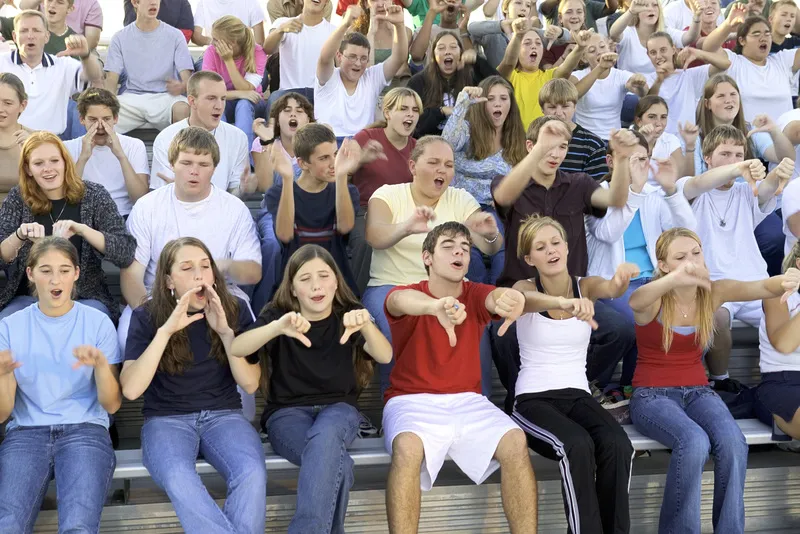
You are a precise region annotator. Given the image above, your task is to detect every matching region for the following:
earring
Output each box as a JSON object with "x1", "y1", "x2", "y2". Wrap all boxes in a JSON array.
[{"x1": 170, "y1": 288, "x2": 175, "y2": 298}]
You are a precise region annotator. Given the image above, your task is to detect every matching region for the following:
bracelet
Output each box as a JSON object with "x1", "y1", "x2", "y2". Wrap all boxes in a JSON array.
[
  {"x1": 484, "y1": 232, "x2": 500, "y2": 244},
  {"x1": 15, "y1": 228, "x2": 26, "y2": 241},
  {"x1": 684, "y1": 148, "x2": 695, "y2": 153},
  {"x1": 259, "y1": 137, "x2": 275, "y2": 147}
]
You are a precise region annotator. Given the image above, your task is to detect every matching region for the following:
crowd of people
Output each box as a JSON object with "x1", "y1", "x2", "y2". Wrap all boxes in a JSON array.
[{"x1": 0, "y1": 0, "x2": 799, "y2": 532}]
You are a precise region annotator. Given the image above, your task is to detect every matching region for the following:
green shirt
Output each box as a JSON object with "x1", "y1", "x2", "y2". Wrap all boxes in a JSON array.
[{"x1": 44, "y1": 26, "x2": 76, "y2": 56}]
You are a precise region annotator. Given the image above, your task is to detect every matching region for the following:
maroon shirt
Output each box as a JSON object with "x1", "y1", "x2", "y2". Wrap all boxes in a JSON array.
[
  {"x1": 352, "y1": 128, "x2": 415, "y2": 209},
  {"x1": 491, "y1": 170, "x2": 604, "y2": 287}
]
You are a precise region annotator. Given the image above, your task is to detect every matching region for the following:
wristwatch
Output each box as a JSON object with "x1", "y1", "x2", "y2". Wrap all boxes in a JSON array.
[{"x1": 259, "y1": 137, "x2": 275, "y2": 147}]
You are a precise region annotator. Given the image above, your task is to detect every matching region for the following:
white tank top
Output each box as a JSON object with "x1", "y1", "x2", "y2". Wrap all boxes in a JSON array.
[
  {"x1": 515, "y1": 277, "x2": 592, "y2": 396},
  {"x1": 759, "y1": 292, "x2": 800, "y2": 373}
]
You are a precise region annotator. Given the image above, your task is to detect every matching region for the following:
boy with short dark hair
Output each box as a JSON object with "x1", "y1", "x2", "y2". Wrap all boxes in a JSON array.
[
  {"x1": 267, "y1": 123, "x2": 361, "y2": 293},
  {"x1": 538, "y1": 78, "x2": 608, "y2": 180},
  {"x1": 42, "y1": 0, "x2": 77, "y2": 55}
]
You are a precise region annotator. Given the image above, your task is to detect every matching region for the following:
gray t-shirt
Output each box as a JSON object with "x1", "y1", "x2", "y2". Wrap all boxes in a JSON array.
[{"x1": 104, "y1": 21, "x2": 194, "y2": 95}]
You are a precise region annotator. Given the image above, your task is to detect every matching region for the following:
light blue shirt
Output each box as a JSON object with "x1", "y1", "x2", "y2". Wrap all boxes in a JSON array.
[
  {"x1": 0, "y1": 302, "x2": 121, "y2": 430},
  {"x1": 623, "y1": 212, "x2": 655, "y2": 279}
]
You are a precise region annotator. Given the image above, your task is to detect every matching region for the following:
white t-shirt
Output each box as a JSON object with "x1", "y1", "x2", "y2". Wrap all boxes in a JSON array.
[
  {"x1": 126, "y1": 184, "x2": 261, "y2": 302},
  {"x1": 663, "y1": 0, "x2": 724, "y2": 31},
  {"x1": 194, "y1": 0, "x2": 265, "y2": 36},
  {"x1": 759, "y1": 292, "x2": 800, "y2": 373},
  {"x1": 150, "y1": 119, "x2": 249, "y2": 191},
  {"x1": 725, "y1": 48, "x2": 796, "y2": 123},
  {"x1": 314, "y1": 65, "x2": 390, "y2": 137},
  {"x1": 64, "y1": 134, "x2": 149, "y2": 217},
  {"x1": 573, "y1": 67, "x2": 633, "y2": 140},
  {"x1": 616, "y1": 25, "x2": 686, "y2": 73},
  {"x1": 781, "y1": 177, "x2": 800, "y2": 255},
  {"x1": 644, "y1": 65, "x2": 709, "y2": 137},
  {"x1": 778, "y1": 108, "x2": 800, "y2": 183},
  {"x1": 271, "y1": 18, "x2": 336, "y2": 90},
  {"x1": 678, "y1": 178, "x2": 775, "y2": 281}
]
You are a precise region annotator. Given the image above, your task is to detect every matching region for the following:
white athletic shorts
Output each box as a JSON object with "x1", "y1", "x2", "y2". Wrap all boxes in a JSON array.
[
  {"x1": 383, "y1": 392, "x2": 519, "y2": 491},
  {"x1": 116, "y1": 92, "x2": 189, "y2": 133},
  {"x1": 721, "y1": 300, "x2": 762, "y2": 328}
]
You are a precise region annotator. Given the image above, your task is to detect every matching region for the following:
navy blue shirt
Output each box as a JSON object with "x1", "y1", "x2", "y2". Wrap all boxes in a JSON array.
[
  {"x1": 124, "y1": 0, "x2": 194, "y2": 31},
  {"x1": 125, "y1": 297, "x2": 257, "y2": 417}
]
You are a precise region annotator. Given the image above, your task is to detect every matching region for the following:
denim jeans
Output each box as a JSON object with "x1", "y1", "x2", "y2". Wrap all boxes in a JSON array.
[
  {"x1": 599, "y1": 276, "x2": 651, "y2": 324},
  {"x1": 141, "y1": 409, "x2": 267, "y2": 534},
  {"x1": 362, "y1": 285, "x2": 395, "y2": 397},
  {"x1": 0, "y1": 296, "x2": 111, "y2": 322},
  {"x1": 0, "y1": 423, "x2": 115, "y2": 534},
  {"x1": 250, "y1": 210, "x2": 283, "y2": 314},
  {"x1": 266, "y1": 403, "x2": 360, "y2": 534},
  {"x1": 466, "y1": 205, "x2": 505, "y2": 285},
  {"x1": 630, "y1": 386, "x2": 747, "y2": 534},
  {"x1": 754, "y1": 210, "x2": 784, "y2": 277},
  {"x1": 222, "y1": 98, "x2": 268, "y2": 164}
]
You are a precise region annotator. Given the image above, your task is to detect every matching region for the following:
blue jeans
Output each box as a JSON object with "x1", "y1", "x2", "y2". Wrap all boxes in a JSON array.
[
  {"x1": 0, "y1": 296, "x2": 111, "y2": 322},
  {"x1": 630, "y1": 386, "x2": 747, "y2": 534},
  {"x1": 141, "y1": 409, "x2": 267, "y2": 534},
  {"x1": 222, "y1": 98, "x2": 267, "y2": 164},
  {"x1": 362, "y1": 285, "x2": 395, "y2": 397},
  {"x1": 755, "y1": 210, "x2": 784, "y2": 277},
  {"x1": 0, "y1": 423, "x2": 115, "y2": 534},
  {"x1": 466, "y1": 205, "x2": 505, "y2": 285},
  {"x1": 600, "y1": 276, "x2": 651, "y2": 324},
  {"x1": 265, "y1": 403, "x2": 360, "y2": 534},
  {"x1": 251, "y1": 211, "x2": 283, "y2": 314}
]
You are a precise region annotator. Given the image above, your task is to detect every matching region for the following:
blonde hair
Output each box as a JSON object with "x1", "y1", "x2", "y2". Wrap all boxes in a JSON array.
[
  {"x1": 632, "y1": 0, "x2": 665, "y2": 30},
  {"x1": 538, "y1": 78, "x2": 579, "y2": 108},
  {"x1": 701, "y1": 124, "x2": 747, "y2": 158},
  {"x1": 19, "y1": 132, "x2": 86, "y2": 215},
  {"x1": 212, "y1": 16, "x2": 256, "y2": 74},
  {"x1": 653, "y1": 228, "x2": 715, "y2": 353},
  {"x1": 368, "y1": 87, "x2": 423, "y2": 129},
  {"x1": 783, "y1": 241, "x2": 800, "y2": 274},
  {"x1": 516, "y1": 215, "x2": 567, "y2": 259}
]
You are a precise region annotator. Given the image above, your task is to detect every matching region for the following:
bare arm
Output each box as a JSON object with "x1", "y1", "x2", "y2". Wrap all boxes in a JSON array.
[
  {"x1": 317, "y1": 9, "x2": 358, "y2": 86},
  {"x1": 764, "y1": 296, "x2": 800, "y2": 354},
  {"x1": 681, "y1": 160, "x2": 751, "y2": 200},
  {"x1": 411, "y1": 8, "x2": 440, "y2": 63},
  {"x1": 120, "y1": 261, "x2": 148, "y2": 310},
  {"x1": 386, "y1": 288, "x2": 440, "y2": 318},
  {"x1": 216, "y1": 259, "x2": 262, "y2": 285},
  {"x1": 365, "y1": 198, "x2": 414, "y2": 250},
  {"x1": 192, "y1": 26, "x2": 213, "y2": 46},
  {"x1": 553, "y1": 38, "x2": 586, "y2": 79},
  {"x1": 787, "y1": 212, "x2": 800, "y2": 240},
  {"x1": 274, "y1": 179, "x2": 295, "y2": 243},
  {"x1": 104, "y1": 72, "x2": 120, "y2": 94},
  {"x1": 220, "y1": 328, "x2": 261, "y2": 394},
  {"x1": 590, "y1": 147, "x2": 631, "y2": 208},
  {"x1": 712, "y1": 273, "x2": 798, "y2": 306},
  {"x1": 335, "y1": 176, "x2": 356, "y2": 235},
  {"x1": 94, "y1": 362, "x2": 122, "y2": 414},
  {"x1": 483, "y1": 0, "x2": 502, "y2": 18},
  {"x1": 609, "y1": 10, "x2": 635, "y2": 41},
  {"x1": 382, "y1": 9, "x2": 411, "y2": 81},
  {"x1": 701, "y1": 19, "x2": 734, "y2": 53},
  {"x1": 119, "y1": 329, "x2": 170, "y2": 400},
  {"x1": 84, "y1": 26, "x2": 101, "y2": 51},
  {"x1": 252, "y1": 22, "x2": 266, "y2": 46},
  {"x1": 0, "y1": 363, "x2": 17, "y2": 423}
]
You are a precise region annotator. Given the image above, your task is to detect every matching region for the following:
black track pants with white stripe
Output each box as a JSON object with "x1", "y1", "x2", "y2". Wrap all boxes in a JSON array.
[{"x1": 513, "y1": 389, "x2": 634, "y2": 534}]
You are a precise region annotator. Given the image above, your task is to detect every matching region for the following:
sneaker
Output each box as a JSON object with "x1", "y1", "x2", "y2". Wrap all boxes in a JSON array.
[
  {"x1": 778, "y1": 440, "x2": 800, "y2": 453},
  {"x1": 358, "y1": 412, "x2": 379, "y2": 439},
  {"x1": 710, "y1": 377, "x2": 745, "y2": 394}
]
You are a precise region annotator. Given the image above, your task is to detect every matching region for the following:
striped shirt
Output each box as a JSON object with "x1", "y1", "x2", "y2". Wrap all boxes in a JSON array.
[{"x1": 560, "y1": 124, "x2": 609, "y2": 181}]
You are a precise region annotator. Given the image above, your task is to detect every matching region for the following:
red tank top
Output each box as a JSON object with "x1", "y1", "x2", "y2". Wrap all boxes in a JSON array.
[{"x1": 632, "y1": 319, "x2": 708, "y2": 388}]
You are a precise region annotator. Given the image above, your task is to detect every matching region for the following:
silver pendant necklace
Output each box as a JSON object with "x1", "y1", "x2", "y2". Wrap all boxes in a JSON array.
[
  {"x1": 707, "y1": 189, "x2": 736, "y2": 228},
  {"x1": 49, "y1": 200, "x2": 67, "y2": 225}
]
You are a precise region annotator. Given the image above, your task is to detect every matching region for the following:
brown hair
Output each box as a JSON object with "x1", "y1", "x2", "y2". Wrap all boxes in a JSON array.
[
  {"x1": 268, "y1": 92, "x2": 315, "y2": 140},
  {"x1": 421, "y1": 221, "x2": 473, "y2": 274},
  {"x1": 421, "y1": 31, "x2": 471, "y2": 111},
  {"x1": 653, "y1": 227, "x2": 715, "y2": 352},
  {"x1": 525, "y1": 115, "x2": 571, "y2": 144},
  {"x1": 146, "y1": 237, "x2": 240, "y2": 375},
  {"x1": 783, "y1": 240, "x2": 800, "y2": 274},
  {"x1": 26, "y1": 236, "x2": 79, "y2": 299},
  {"x1": 261, "y1": 245, "x2": 374, "y2": 395},
  {"x1": 76, "y1": 87, "x2": 120, "y2": 119},
  {"x1": 293, "y1": 123, "x2": 336, "y2": 163},
  {"x1": 19, "y1": 132, "x2": 85, "y2": 215},
  {"x1": 696, "y1": 74, "x2": 754, "y2": 159},
  {"x1": 538, "y1": 78, "x2": 579, "y2": 108},
  {"x1": 338, "y1": 31, "x2": 371, "y2": 53},
  {"x1": 0, "y1": 72, "x2": 27, "y2": 104},
  {"x1": 467, "y1": 76, "x2": 526, "y2": 165},
  {"x1": 633, "y1": 95, "x2": 669, "y2": 126},
  {"x1": 167, "y1": 127, "x2": 221, "y2": 168},
  {"x1": 212, "y1": 16, "x2": 256, "y2": 74},
  {"x1": 701, "y1": 124, "x2": 747, "y2": 158}
]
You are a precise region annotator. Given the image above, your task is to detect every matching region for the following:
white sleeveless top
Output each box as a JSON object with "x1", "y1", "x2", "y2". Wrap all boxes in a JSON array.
[
  {"x1": 759, "y1": 292, "x2": 800, "y2": 373},
  {"x1": 515, "y1": 277, "x2": 592, "y2": 395}
]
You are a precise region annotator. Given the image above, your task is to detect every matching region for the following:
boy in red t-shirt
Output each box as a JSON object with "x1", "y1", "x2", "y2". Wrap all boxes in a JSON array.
[{"x1": 382, "y1": 221, "x2": 538, "y2": 533}]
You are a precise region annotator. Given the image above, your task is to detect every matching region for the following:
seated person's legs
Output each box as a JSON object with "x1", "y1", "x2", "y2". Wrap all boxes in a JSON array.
[
  {"x1": 708, "y1": 305, "x2": 735, "y2": 386},
  {"x1": 115, "y1": 93, "x2": 149, "y2": 134},
  {"x1": 0, "y1": 427, "x2": 55, "y2": 532},
  {"x1": 267, "y1": 403, "x2": 360, "y2": 534},
  {"x1": 52, "y1": 423, "x2": 116, "y2": 533},
  {"x1": 587, "y1": 300, "x2": 637, "y2": 388},
  {"x1": 0, "y1": 296, "x2": 37, "y2": 322},
  {"x1": 386, "y1": 432, "x2": 425, "y2": 534},
  {"x1": 755, "y1": 211, "x2": 785, "y2": 276},
  {"x1": 755, "y1": 372, "x2": 800, "y2": 440},
  {"x1": 489, "y1": 320, "x2": 520, "y2": 414},
  {"x1": 363, "y1": 285, "x2": 395, "y2": 395},
  {"x1": 251, "y1": 212, "x2": 283, "y2": 314}
]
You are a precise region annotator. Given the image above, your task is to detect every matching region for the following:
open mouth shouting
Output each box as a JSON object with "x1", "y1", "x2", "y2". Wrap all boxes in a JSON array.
[
  {"x1": 288, "y1": 118, "x2": 299, "y2": 130},
  {"x1": 402, "y1": 118, "x2": 415, "y2": 130},
  {"x1": 450, "y1": 259, "x2": 465, "y2": 270},
  {"x1": 433, "y1": 176, "x2": 446, "y2": 189},
  {"x1": 443, "y1": 55, "x2": 455, "y2": 69},
  {"x1": 50, "y1": 288, "x2": 64, "y2": 299}
]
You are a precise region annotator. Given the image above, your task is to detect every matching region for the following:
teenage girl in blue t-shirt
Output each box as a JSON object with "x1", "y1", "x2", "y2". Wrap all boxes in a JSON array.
[
  {"x1": 0, "y1": 237, "x2": 122, "y2": 533},
  {"x1": 120, "y1": 237, "x2": 266, "y2": 534}
]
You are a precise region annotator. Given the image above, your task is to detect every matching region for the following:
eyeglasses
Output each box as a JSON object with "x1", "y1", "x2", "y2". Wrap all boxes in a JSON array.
[{"x1": 343, "y1": 54, "x2": 370, "y2": 64}]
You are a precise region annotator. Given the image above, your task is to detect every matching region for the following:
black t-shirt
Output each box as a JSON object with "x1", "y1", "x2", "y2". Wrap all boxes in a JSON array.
[
  {"x1": 17, "y1": 199, "x2": 83, "y2": 297},
  {"x1": 123, "y1": 0, "x2": 195, "y2": 30},
  {"x1": 125, "y1": 297, "x2": 258, "y2": 417},
  {"x1": 251, "y1": 306, "x2": 366, "y2": 429}
]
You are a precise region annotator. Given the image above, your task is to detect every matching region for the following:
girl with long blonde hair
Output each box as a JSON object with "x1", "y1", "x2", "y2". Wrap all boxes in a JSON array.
[
  {"x1": 120, "y1": 237, "x2": 266, "y2": 533},
  {"x1": 201, "y1": 15, "x2": 268, "y2": 150},
  {"x1": 443, "y1": 75, "x2": 525, "y2": 283},
  {"x1": 628, "y1": 227, "x2": 800, "y2": 533},
  {"x1": 0, "y1": 132, "x2": 134, "y2": 322},
  {"x1": 231, "y1": 244, "x2": 392, "y2": 534}
]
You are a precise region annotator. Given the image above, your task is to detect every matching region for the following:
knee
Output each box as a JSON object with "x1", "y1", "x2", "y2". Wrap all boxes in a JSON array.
[
  {"x1": 673, "y1": 429, "x2": 711, "y2": 466},
  {"x1": 713, "y1": 309, "x2": 732, "y2": 335},
  {"x1": 565, "y1": 429, "x2": 596, "y2": 463},
  {"x1": 391, "y1": 432, "x2": 424, "y2": 470},
  {"x1": 713, "y1": 429, "x2": 748, "y2": 461},
  {"x1": 596, "y1": 427, "x2": 634, "y2": 459},
  {"x1": 495, "y1": 429, "x2": 529, "y2": 466}
]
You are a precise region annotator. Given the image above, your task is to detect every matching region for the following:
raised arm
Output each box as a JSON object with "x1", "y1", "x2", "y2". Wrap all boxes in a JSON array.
[
  {"x1": 411, "y1": 1, "x2": 447, "y2": 63},
  {"x1": 590, "y1": 129, "x2": 638, "y2": 209},
  {"x1": 317, "y1": 6, "x2": 362, "y2": 86},
  {"x1": 72, "y1": 345, "x2": 122, "y2": 414},
  {"x1": 442, "y1": 87, "x2": 482, "y2": 152},
  {"x1": 553, "y1": 30, "x2": 591, "y2": 79},
  {"x1": 572, "y1": 53, "x2": 617, "y2": 98},
  {"x1": 497, "y1": 18, "x2": 527, "y2": 79},
  {"x1": 365, "y1": 198, "x2": 434, "y2": 250},
  {"x1": 381, "y1": 6, "x2": 411, "y2": 81},
  {"x1": 609, "y1": 2, "x2": 639, "y2": 41},
  {"x1": 465, "y1": 209, "x2": 503, "y2": 255},
  {"x1": 702, "y1": 3, "x2": 746, "y2": 53},
  {"x1": 712, "y1": 268, "x2": 800, "y2": 307},
  {"x1": 483, "y1": 0, "x2": 502, "y2": 18},
  {"x1": 750, "y1": 114, "x2": 797, "y2": 164},
  {"x1": 334, "y1": 140, "x2": 359, "y2": 235}
]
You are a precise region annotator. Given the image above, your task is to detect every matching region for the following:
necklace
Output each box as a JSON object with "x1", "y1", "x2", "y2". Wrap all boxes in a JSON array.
[
  {"x1": 675, "y1": 300, "x2": 693, "y2": 319},
  {"x1": 49, "y1": 200, "x2": 67, "y2": 225},
  {"x1": 541, "y1": 276, "x2": 573, "y2": 320},
  {"x1": 706, "y1": 189, "x2": 736, "y2": 227}
]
